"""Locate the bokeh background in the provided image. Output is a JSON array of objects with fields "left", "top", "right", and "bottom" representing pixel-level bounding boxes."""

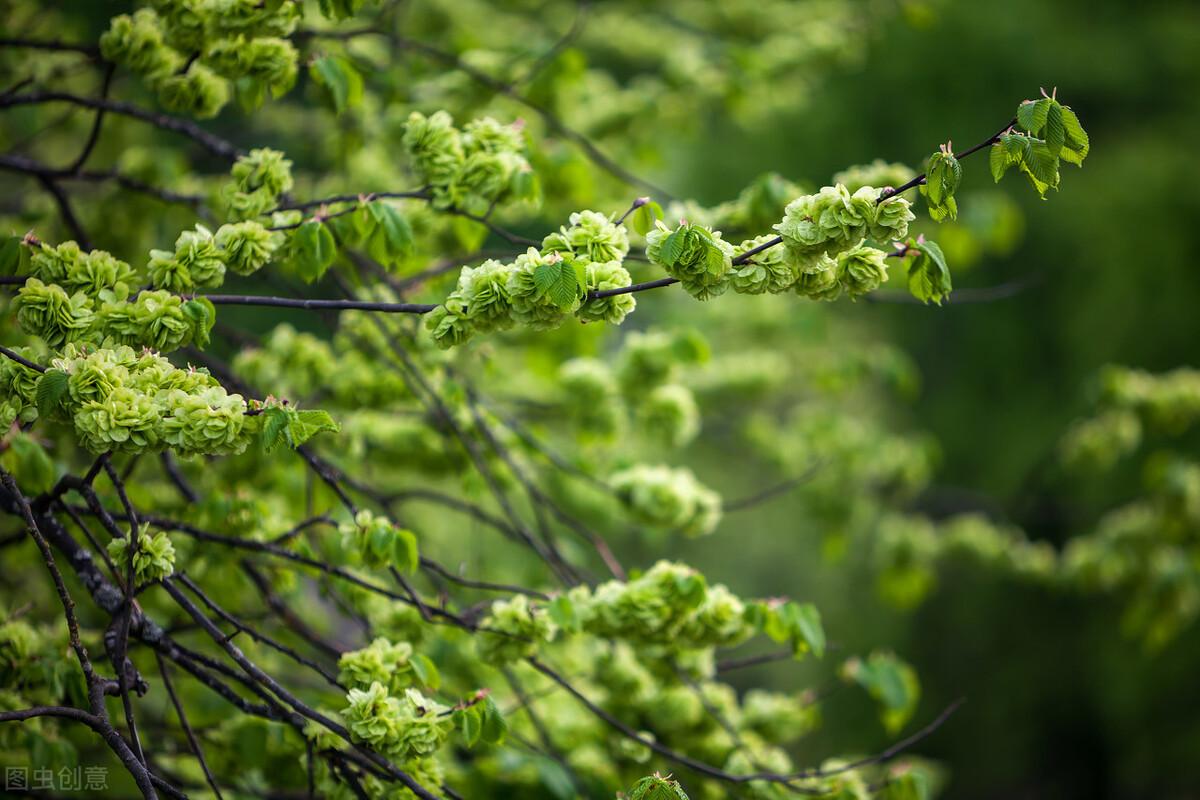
[
  {"left": 674, "top": 2, "right": 1200, "bottom": 798},
  {"left": 5, "top": 0, "right": 1200, "bottom": 797}
]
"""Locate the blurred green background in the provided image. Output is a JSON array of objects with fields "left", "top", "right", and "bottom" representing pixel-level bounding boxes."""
[
  {"left": 675, "top": 1, "right": 1200, "bottom": 797},
  {"left": 5, "top": 0, "right": 1200, "bottom": 797}
]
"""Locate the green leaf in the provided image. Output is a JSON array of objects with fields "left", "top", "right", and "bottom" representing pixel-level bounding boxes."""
[
  {"left": 292, "top": 221, "right": 337, "bottom": 282},
  {"left": 35, "top": 369, "right": 69, "bottom": 420},
  {"left": 1023, "top": 141, "right": 1061, "bottom": 191},
  {"left": 458, "top": 705, "right": 481, "bottom": 746},
  {"left": 182, "top": 297, "right": 216, "bottom": 348},
  {"left": 537, "top": 760, "right": 575, "bottom": 800},
  {"left": 880, "top": 769, "right": 931, "bottom": 800},
  {"left": 366, "top": 202, "right": 414, "bottom": 265},
  {"left": 0, "top": 431, "right": 57, "bottom": 494},
  {"left": 479, "top": 696, "right": 507, "bottom": 744},
  {"left": 988, "top": 143, "right": 1011, "bottom": 183},
  {"left": 532, "top": 258, "right": 582, "bottom": 308},
  {"left": 547, "top": 594, "right": 581, "bottom": 633},
  {"left": 260, "top": 407, "right": 291, "bottom": 452},
  {"left": 1044, "top": 101, "right": 1065, "bottom": 156},
  {"left": 286, "top": 408, "right": 340, "bottom": 447},
  {"left": 791, "top": 602, "right": 825, "bottom": 658},
  {"left": 629, "top": 774, "right": 691, "bottom": 800},
  {"left": 632, "top": 201, "right": 664, "bottom": 236},
  {"left": 1017, "top": 97, "right": 1051, "bottom": 133},
  {"left": 1059, "top": 105, "right": 1090, "bottom": 165},
  {"left": 846, "top": 652, "right": 921, "bottom": 733},
  {"left": 703, "top": 239, "right": 727, "bottom": 275},
  {"left": 919, "top": 152, "right": 961, "bottom": 221},
  {"left": 906, "top": 238, "right": 952, "bottom": 305},
  {"left": 310, "top": 56, "right": 363, "bottom": 115},
  {"left": 409, "top": 653, "right": 439, "bottom": 690},
  {"left": 0, "top": 236, "right": 24, "bottom": 275},
  {"left": 659, "top": 228, "right": 685, "bottom": 265},
  {"left": 390, "top": 527, "right": 419, "bottom": 574}
]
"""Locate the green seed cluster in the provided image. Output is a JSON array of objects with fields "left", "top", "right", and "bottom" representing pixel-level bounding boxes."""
[
  {"left": 107, "top": 527, "right": 177, "bottom": 584},
  {"left": 772, "top": 184, "right": 914, "bottom": 301},
  {"left": 426, "top": 210, "right": 635, "bottom": 348},
  {"left": 342, "top": 682, "right": 451, "bottom": 762},
  {"left": 222, "top": 148, "right": 295, "bottom": 221},
  {"left": 338, "top": 637, "right": 417, "bottom": 695},
  {"left": 100, "top": 2, "right": 300, "bottom": 119},
  {"left": 403, "top": 112, "right": 537, "bottom": 213},
  {"left": 44, "top": 344, "right": 252, "bottom": 455},
  {"left": 610, "top": 464, "right": 722, "bottom": 537}
]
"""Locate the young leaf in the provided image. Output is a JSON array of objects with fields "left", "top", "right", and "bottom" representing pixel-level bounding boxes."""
[
  {"left": 310, "top": 56, "right": 363, "bottom": 115},
  {"left": 844, "top": 652, "right": 921, "bottom": 733},
  {"left": 1059, "top": 105, "right": 1090, "bottom": 165},
  {"left": 989, "top": 143, "right": 1011, "bottom": 183},
  {"left": 35, "top": 369, "right": 69, "bottom": 420},
  {"left": 791, "top": 602, "right": 826, "bottom": 658},
  {"left": 367, "top": 202, "right": 414, "bottom": 264},
  {"left": 919, "top": 151, "right": 961, "bottom": 221},
  {"left": 0, "top": 432, "right": 56, "bottom": 494},
  {"left": 703, "top": 239, "right": 727, "bottom": 275},
  {"left": 629, "top": 774, "right": 691, "bottom": 800},
  {"left": 478, "top": 696, "right": 507, "bottom": 744},
  {"left": 260, "top": 407, "right": 291, "bottom": 453},
  {"left": 0, "top": 236, "right": 23, "bottom": 275},
  {"left": 458, "top": 705, "right": 481, "bottom": 747},
  {"left": 292, "top": 221, "right": 337, "bottom": 282},
  {"left": 1044, "top": 101, "right": 1066, "bottom": 156},
  {"left": 905, "top": 238, "right": 952, "bottom": 305},
  {"left": 532, "top": 258, "right": 582, "bottom": 308},
  {"left": 409, "top": 653, "right": 439, "bottom": 690},
  {"left": 182, "top": 297, "right": 216, "bottom": 348},
  {"left": 390, "top": 527, "right": 419, "bottom": 574},
  {"left": 632, "top": 200, "right": 664, "bottom": 236},
  {"left": 659, "top": 228, "right": 685, "bottom": 266},
  {"left": 286, "top": 408, "right": 340, "bottom": 447},
  {"left": 1017, "top": 97, "right": 1051, "bottom": 134},
  {"left": 547, "top": 594, "right": 581, "bottom": 633}
]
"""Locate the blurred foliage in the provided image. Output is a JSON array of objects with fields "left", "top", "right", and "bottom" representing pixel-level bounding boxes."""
[{"left": 0, "top": 0, "right": 1197, "bottom": 799}]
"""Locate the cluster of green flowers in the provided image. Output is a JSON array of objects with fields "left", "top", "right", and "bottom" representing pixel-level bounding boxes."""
[
  {"left": 99, "top": 2, "right": 300, "bottom": 118},
  {"left": 772, "top": 184, "right": 915, "bottom": 300},
  {"left": 41, "top": 344, "right": 252, "bottom": 455},
  {"left": 645, "top": 220, "right": 737, "bottom": 300},
  {"left": 610, "top": 464, "right": 722, "bottom": 537},
  {"left": 1060, "top": 367, "right": 1200, "bottom": 470},
  {"left": 11, "top": 233, "right": 271, "bottom": 351},
  {"left": 426, "top": 210, "right": 635, "bottom": 348},
  {"left": 558, "top": 358, "right": 627, "bottom": 441},
  {"left": 643, "top": 183, "right": 911, "bottom": 304},
  {"left": 874, "top": 513, "right": 1059, "bottom": 609},
  {"left": 338, "top": 510, "right": 420, "bottom": 572},
  {"left": 222, "top": 148, "right": 294, "bottom": 220},
  {"left": 556, "top": 329, "right": 706, "bottom": 447},
  {"left": 341, "top": 682, "right": 452, "bottom": 762},
  {"left": 106, "top": 526, "right": 177, "bottom": 584},
  {"left": 402, "top": 112, "right": 537, "bottom": 213},
  {"left": 0, "top": 346, "right": 42, "bottom": 428},
  {"left": 583, "top": 562, "right": 751, "bottom": 648},
  {"left": 476, "top": 594, "right": 557, "bottom": 664},
  {"left": 477, "top": 562, "right": 762, "bottom": 664},
  {"left": 148, "top": 223, "right": 280, "bottom": 291},
  {"left": 338, "top": 637, "right": 417, "bottom": 694}
]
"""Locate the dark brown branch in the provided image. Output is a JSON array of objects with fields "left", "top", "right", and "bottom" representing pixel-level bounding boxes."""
[
  {"left": 0, "top": 91, "right": 242, "bottom": 160},
  {"left": 0, "top": 37, "right": 101, "bottom": 57},
  {"left": 156, "top": 652, "right": 226, "bottom": 800}
]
